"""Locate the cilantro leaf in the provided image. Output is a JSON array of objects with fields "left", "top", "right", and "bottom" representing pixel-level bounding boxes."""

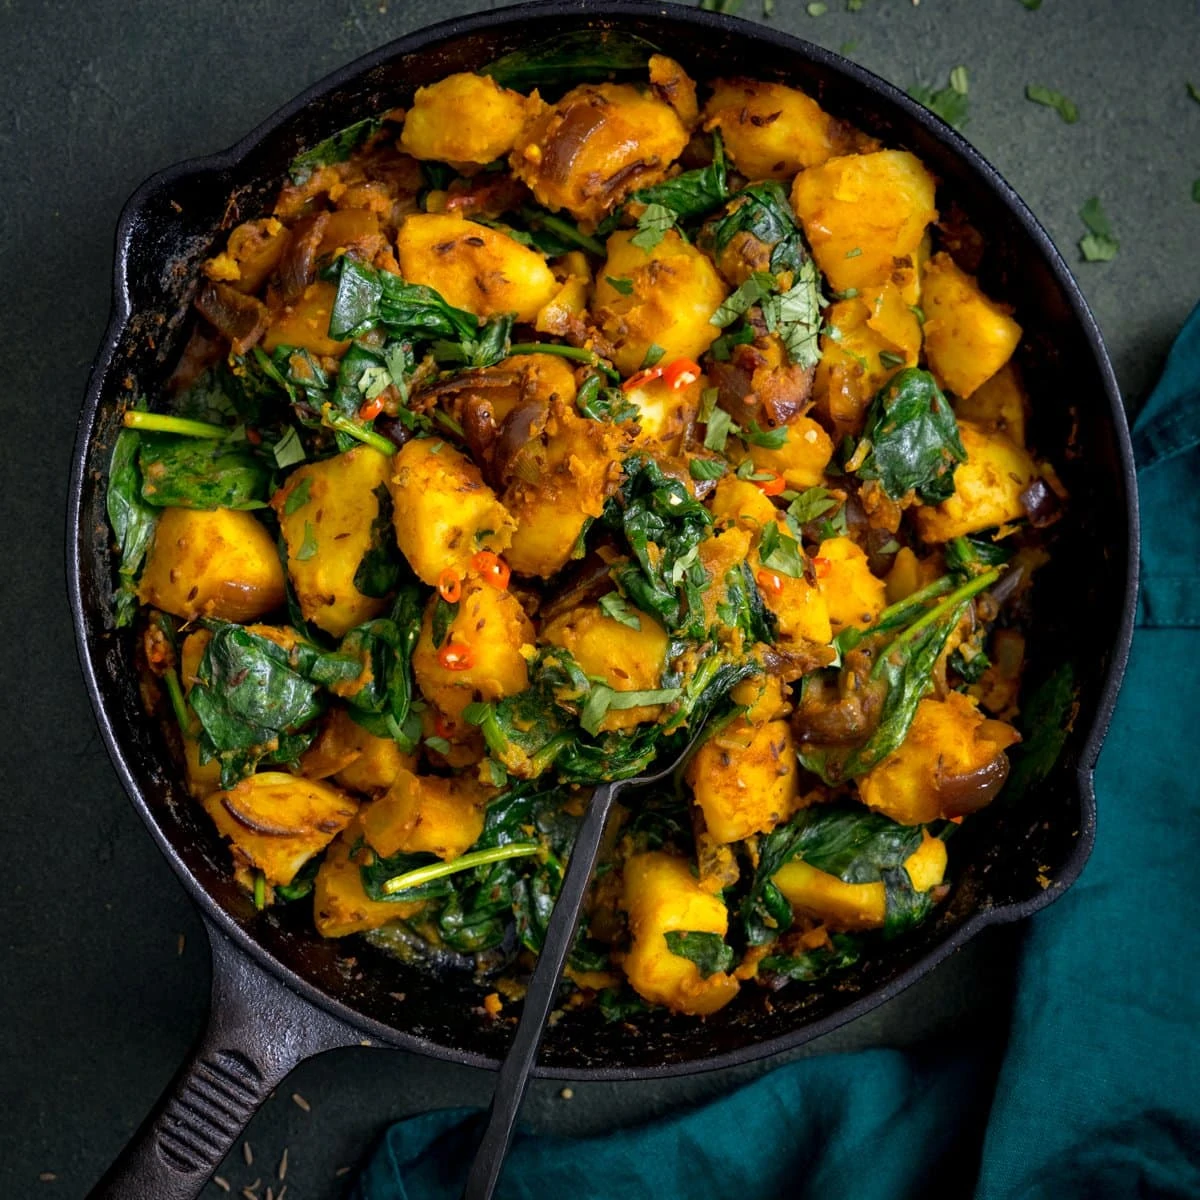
[
  {"left": 1078, "top": 196, "right": 1118, "bottom": 262},
  {"left": 760, "top": 521, "right": 806, "bottom": 578},
  {"left": 908, "top": 74, "right": 970, "bottom": 129},
  {"left": 1025, "top": 84, "right": 1079, "bottom": 123},
  {"left": 630, "top": 203, "right": 676, "bottom": 252},
  {"left": 663, "top": 931, "right": 735, "bottom": 977},
  {"left": 599, "top": 592, "right": 643, "bottom": 630}
]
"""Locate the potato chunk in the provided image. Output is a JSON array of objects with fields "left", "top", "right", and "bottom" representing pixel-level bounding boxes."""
[
  {"left": 732, "top": 414, "right": 833, "bottom": 490},
  {"left": 542, "top": 601, "right": 668, "bottom": 732},
  {"left": 686, "top": 718, "right": 799, "bottom": 844},
  {"left": 773, "top": 831, "right": 947, "bottom": 930},
  {"left": 503, "top": 397, "right": 629, "bottom": 578},
  {"left": 313, "top": 828, "right": 424, "bottom": 938},
  {"left": 138, "top": 507, "right": 285, "bottom": 623},
  {"left": 857, "top": 692, "right": 1021, "bottom": 824},
  {"left": 389, "top": 438, "right": 515, "bottom": 585},
  {"left": 702, "top": 78, "right": 866, "bottom": 180},
  {"left": 621, "top": 852, "right": 739, "bottom": 1016},
  {"left": 301, "top": 708, "right": 416, "bottom": 795},
  {"left": 510, "top": 83, "right": 688, "bottom": 224},
  {"left": 697, "top": 527, "right": 754, "bottom": 635},
  {"left": 412, "top": 579, "right": 534, "bottom": 721},
  {"left": 400, "top": 72, "right": 537, "bottom": 167},
  {"left": 261, "top": 280, "right": 350, "bottom": 358},
  {"left": 921, "top": 252, "right": 1021, "bottom": 398},
  {"left": 360, "top": 768, "right": 487, "bottom": 861},
  {"left": 752, "top": 523, "right": 832, "bottom": 646},
  {"left": 708, "top": 476, "right": 779, "bottom": 534},
  {"left": 625, "top": 371, "right": 704, "bottom": 457},
  {"left": 914, "top": 421, "right": 1037, "bottom": 542},
  {"left": 271, "top": 446, "right": 392, "bottom": 638},
  {"left": 396, "top": 213, "right": 558, "bottom": 323},
  {"left": 955, "top": 362, "right": 1027, "bottom": 448},
  {"left": 593, "top": 229, "right": 728, "bottom": 374},
  {"left": 816, "top": 537, "right": 886, "bottom": 632},
  {"left": 791, "top": 151, "right": 937, "bottom": 294},
  {"left": 201, "top": 772, "right": 359, "bottom": 887},
  {"left": 813, "top": 285, "right": 922, "bottom": 440}
]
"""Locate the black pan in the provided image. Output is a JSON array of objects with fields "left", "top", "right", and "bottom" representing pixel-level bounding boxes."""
[{"left": 69, "top": 3, "right": 1139, "bottom": 1196}]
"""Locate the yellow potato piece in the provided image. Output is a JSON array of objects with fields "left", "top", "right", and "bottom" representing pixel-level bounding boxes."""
[
  {"left": 702, "top": 78, "right": 866, "bottom": 180},
  {"left": 542, "top": 602, "right": 668, "bottom": 732},
  {"left": 791, "top": 150, "right": 937, "bottom": 295},
  {"left": 389, "top": 438, "right": 515, "bottom": 585},
  {"left": 396, "top": 213, "right": 558, "bottom": 322},
  {"left": 816, "top": 537, "right": 886, "bottom": 632},
  {"left": 510, "top": 83, "right": 688, "bottom": 224},
  {"left": 201, "top": 772, "right": 359, "bottom": 887},
  {"left": 262, "top": 280, "right": 350, "bottom": 358},
  {"left": 621, "top": 852, "right": 739, "bottom": 1016},
  {"left": 729, "top": 673, "right": 790, "bottom": 725},
  {"left": 400, "top": 72, "right": 537, "bottom": 166},
  {"left": 752, "top": 522, "right": 832, "bottom": 646},
  {"left": 708, "top": 476, "right": 779, "bottom": 535},
  {"left": 773, "top": 831, "right": 947, "bottom": 930},
  {"left": 411, "top": 579, "right": 534, "bottom": 721},
  {"left": 503, "top": 397, "right": 629, "bottom": 578},
  {"left": 626, "top": 371, "right": 704, "bottom": 457},
  {"left": 271, "top": 446, "right": 393, "bottom": 638},
  {"left": 313, "top": 828, "right": 424, "bottom": 938},
  {"left": 953, "top": 362, "right": 1027, "bottom": 448},
  {"left": 685, "top": 718, "right": 800, "bottom": 844},
  {"left": 914, "top": 421, "right": 1036, "bottom": 542},
  {"left": 138, "top": 507, "right": 285, "bottom": 623},
  {"left": 921, "top": 252, "right": 1021, "bottom": 399},
  {"left": 360, "top": 768, "right": 487, "bottom": 861},
  {"left": 857, "top": 692, "right": 1021, "bottom": 824},
  {"left": 593, "top": 229, "right": 728, "bottom": 375},
  {"left": 301, "top": 707, "right": 417, "bottom": 795},
  {"left": 733, "top": 414, "right": 833, "bottom": 490}
]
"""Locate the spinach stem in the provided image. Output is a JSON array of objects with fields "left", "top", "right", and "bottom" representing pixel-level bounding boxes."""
[
  {"left": 321, "top": 405, "right": 399, "bottom": 456},
  {"left": 874, "top": 574, "right": 956, "bottom": 628},
  {"left": 508, "top": 342, "right": 620, "bottom": 382},
  {"left": 875, "top": 567, "right": 1001, "bottom": 673},
  {"left": 123, "top": 411, "right": 226, "bottom": 438},
  {"left": 382, "top": 842, "right": 540, "bottom": 896},
  {"left": 163, "top": 667, "right": 191, "bottom": 736},
  {"left": 519, "top": 207, "right": 606, "bottom": 257},
  {"left": 253, "top": 870, "right": 267, "bottom": 911}
]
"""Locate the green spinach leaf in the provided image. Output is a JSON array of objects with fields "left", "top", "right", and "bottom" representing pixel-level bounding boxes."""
[
  {"left": 852, "top": 368, "right": 966, "bottom": 503},
  {"left": 136, "top": 435, "right": 270, "bottom": 510},
  {"left": 663, "top": 930, "right": 735, "bottom": 978},
  {"left": 107, "top": 428, "right": 159, "bottom": 627},
  {"left": 289, "top": 117, "right": 382, "bottom": 185}
]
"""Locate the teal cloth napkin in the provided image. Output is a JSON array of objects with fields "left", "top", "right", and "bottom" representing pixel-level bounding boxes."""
[{"left": 353, "top": 307, "right": 1200, "bottom": 1200}]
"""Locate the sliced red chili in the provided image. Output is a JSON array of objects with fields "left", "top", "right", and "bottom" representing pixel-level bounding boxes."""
[
  {"left": 620, "top": 365, "right": 664, "bottom": 392},
  {"left": 245, "top": 427, "right": 263, "bottom": 446},
  {"left": 756, "top": 472, "right": 786, "bottom": 496},
  {"left": 438, "top": 640, "right": 474, "bottom": 671},
  {"left": 755, "top": 568, "right": 785, "bottom": 597},
  {"left": 433, "top": 711, "right": 457, "bottom": 740},
  {"left": 661, "top": 357, "right": 702, "bottom": 390},
  {"left": 812, "top": 556, "right": 832, "bottom": 579},
  {"left": 437, "top": 569, "right": 462, "bottom": 604},
  {"left": 358, "top": 395, "right": 385, "bottom": 421},
  {"left": 471, "top": 550, "right": 511, "bottom": 591}
]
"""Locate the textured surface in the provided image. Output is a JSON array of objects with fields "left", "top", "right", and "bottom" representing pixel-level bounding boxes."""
[{"left": 0, "top": 0, "right": 1195, "bottom": 1195}]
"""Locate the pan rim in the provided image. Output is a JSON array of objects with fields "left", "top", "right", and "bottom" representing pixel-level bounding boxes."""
[{"left": 67, "top": 0, "right": 1139, "bottom": 1080}]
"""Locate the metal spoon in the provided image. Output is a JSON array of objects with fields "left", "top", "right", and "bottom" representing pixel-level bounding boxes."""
[{"left": 462, "top": 738, "right": 703, "bottom": 1200}]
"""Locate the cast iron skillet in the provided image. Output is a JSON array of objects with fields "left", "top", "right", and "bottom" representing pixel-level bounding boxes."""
[{"left": 69, "top": 2, "right": 1139, "bottom": 1196}]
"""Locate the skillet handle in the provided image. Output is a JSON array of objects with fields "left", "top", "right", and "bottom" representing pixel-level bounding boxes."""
[{"left": 87, "top": 921, "right": 361, "bottom": 1200}]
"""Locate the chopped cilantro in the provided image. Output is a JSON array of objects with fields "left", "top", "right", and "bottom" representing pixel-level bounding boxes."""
[
  {"left": 295, "top": 521, "right": 319, "bottom": 562},
  {"left": 760, "top": 522, "right": 806, "bottom": 578},
  {"left": 879, "top": 350, "right": 907, "bottom": 369},
  {"left": 909, "top": 74, "right": 970, "bottom": 129},
  {"left": 631, "top": 203, "right": 676, "bottom": 252},
  {"left": 845, "top": 247, "right": 863, "bottom": 258},
  {"left": 807, "top": 2, "right": 828, "bottom": 14},
  {"left": 704, "top": 407, "right": 738, "bottom": 452},
  {"left": 283, "top": 476, "right": 312, "bottom": 516},
  {"left": 743, "top": 421, "right": 788, "bottom": 450},
  {"left": 949, "top": 66, "right": 969, "bottom": 96},
  {"left": 1026, "top": 84, "right": 1079, "bottom": 123},
  {"left": 690, "top": 458, "right": 727, "bottom": 481},
  {"left": 641, "top": 343, "right": 666, "bottom": 369},
  {"left": 605, "top": 275, "right": 634, "bottom": 295},
  {"left": 1078, "top": 196, "right": 1118, "bottom": 262},
  {"left": 788, "top": 486, "right": 838, "bottom": 525},
  {"left": 599, "top": 592, "right": 642, "bottom": 631}
]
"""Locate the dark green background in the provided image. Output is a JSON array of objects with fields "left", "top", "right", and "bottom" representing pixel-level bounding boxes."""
[{"left": 1, "top": 0, "right": 1195, "bottom": 1195}]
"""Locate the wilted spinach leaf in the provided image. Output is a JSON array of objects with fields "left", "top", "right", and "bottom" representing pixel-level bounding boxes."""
[
  {"left": 1004, "top": 662, "right": 1077, "bottom": 801},
  {"left": 944, "top": 534, "right": 1014, "bottom": 577},
  {"left": 853, "top": 368, "right": 966, "bottom": 503},
  {"left": 353, "top": 484, "right": 404, "bottom": 599},
  {"left": 481, "top": 30, "right": 660, "bottom": 93},
  {"left": 625, "top": 132, "right": 729, "bottom": 220},
  {"left": 701, "top": 180, "right": 806, "bottom": 276},
  {"left": 190, "top": 623, "right": 326, "bottom": 787},
  {"left": 107, "top": 428, "right": 158, "bottom": 627},
  {"left": 664, "top": 930, "right": 735, "bottom": 978},
  {"left": 289, "top": 117, "right": 382, "bottom": 184},
  {"left": 601, "top": 455, "right": 714, "bottom": 637},
  {"left": 136, "top": 434, "right": 270, "bottom": 510},
  {"left": 761, "top": 933, "right": 861, "bottom": 981}
]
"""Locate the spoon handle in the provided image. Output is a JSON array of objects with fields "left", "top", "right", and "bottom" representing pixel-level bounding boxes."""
[{"left": 463, "top": 779, "right": 620, "bottom": 1200}]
